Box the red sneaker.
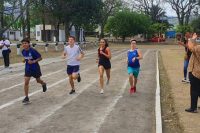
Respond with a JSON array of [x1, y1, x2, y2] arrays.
[[134, 86, 136, 92], [130, 87, 134, 94]]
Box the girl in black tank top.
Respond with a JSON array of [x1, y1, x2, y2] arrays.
[[97, 39, 111, 94]]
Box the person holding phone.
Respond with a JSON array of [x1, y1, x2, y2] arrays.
[[178, 32, 192, 83]]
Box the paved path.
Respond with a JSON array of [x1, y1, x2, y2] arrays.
[[0, 48, 157, 133]]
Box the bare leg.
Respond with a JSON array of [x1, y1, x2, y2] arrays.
[[69, 75, 75, 90], [24, 77, 31, 97], [36, 77, 46, 85], [134, 78, 137, 87], [129, 74, 134, 88], [98, 66, 104, 89], [72, 73, 78, 80], [105, 69, 110, 84]]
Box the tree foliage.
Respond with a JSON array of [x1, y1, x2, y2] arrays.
[[191, 17, 200, 34], [176, 24, 193, 34], [105, 10, 151, 42]]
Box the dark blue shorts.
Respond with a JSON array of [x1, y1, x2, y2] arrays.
[[24, 70, 42, 78], [67, 65, 79, 75]]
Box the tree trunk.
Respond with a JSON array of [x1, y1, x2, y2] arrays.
[[41, 0, 46, 42], [26, 0, 30, 39], [122, 36, 125, 42], [56, 23, 59, 42], [100, 23, 105, 39], [20, 0, 26, 38], [0, 0, 4, 39], [65, 23, 70, 41]]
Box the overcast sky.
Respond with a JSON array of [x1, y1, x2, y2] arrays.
[[162, 3, 177, 17]]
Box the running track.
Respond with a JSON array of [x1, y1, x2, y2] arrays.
[[0, 48, 157, 133]]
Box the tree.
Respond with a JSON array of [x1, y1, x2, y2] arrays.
[[99, 0, 122, 38], [176, 24, 193, 34], [0, 0, 32, 39], [165, 0, 199, 25], [191, 17, 200, 33], [127, 0, 166, 22], [105, 10, 151, 42], [149, 22, 171, 36]]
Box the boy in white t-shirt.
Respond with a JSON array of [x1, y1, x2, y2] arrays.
[[62, 36, 84, 94]]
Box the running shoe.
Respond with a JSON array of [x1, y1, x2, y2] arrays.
[[69, 89, 75, 94], [42, 83, 47, 92], [185, 108, 198, 113], [22, 97, 30, 104], [100, 89, 104, 94], [182, 79, 190, 83], [129, 87, 134, 94], [134, 86, 136, 93], [77, 73, 81, 82]]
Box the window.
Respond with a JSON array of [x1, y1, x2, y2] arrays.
[[10, 31, 15, 35], [37, 31, 40, 36]]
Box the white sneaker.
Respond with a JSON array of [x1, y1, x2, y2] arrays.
[[100, 89, 104, 94], [182, 79, 190, 83]]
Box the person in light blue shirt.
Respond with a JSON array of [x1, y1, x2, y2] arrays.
[[21, 38, 47, 104], [127, 40, 143, 94]]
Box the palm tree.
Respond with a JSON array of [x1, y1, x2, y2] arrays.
[[150, 4, 166, 22]]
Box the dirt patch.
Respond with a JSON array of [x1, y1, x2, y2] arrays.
[[160, 47, 200, 133], [159, 52, 183, 133]]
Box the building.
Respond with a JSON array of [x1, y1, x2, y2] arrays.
[[36, 25, 66, 42], [3, 29, 22, 41]]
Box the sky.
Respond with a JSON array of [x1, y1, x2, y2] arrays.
[[123, 0, 177, 17], [162, 3, 177, 17]]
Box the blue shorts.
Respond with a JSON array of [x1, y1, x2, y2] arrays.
[[67, 65, 79, 75], [127, 67, 140, 78], [25, 70, 42, 78]]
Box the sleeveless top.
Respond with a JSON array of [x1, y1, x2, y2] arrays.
[[98, 46, 110, 62], [127, 49, 140, 68]]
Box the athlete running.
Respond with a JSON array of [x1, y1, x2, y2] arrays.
[[127, 39, 142, 94], [62, 36, 84, 94], [97, 39, 111, 94], [21, 38, 47, 104]]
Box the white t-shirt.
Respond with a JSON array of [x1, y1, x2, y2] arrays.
[[64, 44, 83, 66], [0, 40, 11, 51]]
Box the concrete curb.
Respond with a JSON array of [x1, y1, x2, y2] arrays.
[[155, 51, 162, 133]]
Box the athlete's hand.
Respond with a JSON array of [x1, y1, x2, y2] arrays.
[[62, 55, 66, 59], [76, 56, 81, 61], [100, 50, 104, 55], [132, 57, 136, 62], [28, 60, 35, 64]]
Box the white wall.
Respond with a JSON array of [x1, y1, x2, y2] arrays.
[[36, 25, 42, 41], [59, 30, 65, 42]]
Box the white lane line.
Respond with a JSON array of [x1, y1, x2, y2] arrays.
[[24, 67, 120, 133], [92, 49, 150, 133], [0, 69, 63, 94], [0, 67, 91, 110], [0, 49, 125, 93], [0, 50, 97, 81], [0, 51, 127, 110], [93, 79, 129, 133], [155, 51, 162, 133]]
